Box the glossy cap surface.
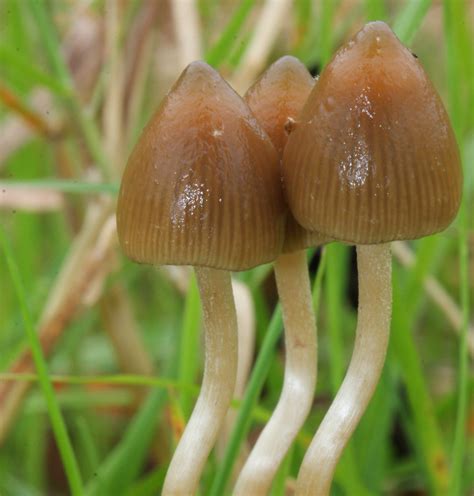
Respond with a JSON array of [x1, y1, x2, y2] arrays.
[[283, 22, 462, 244], [245, 56, 316, 155], [117, 61, 285, 270], [245, 56, 330, 253]]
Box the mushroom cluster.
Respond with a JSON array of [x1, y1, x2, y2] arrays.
[[116, 21, 461, 496], [117, 61, 285, 495], [284, 21, 461, 495]]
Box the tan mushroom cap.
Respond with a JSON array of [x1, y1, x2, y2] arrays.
[[244, 56, 330, 253], [283, 21, 462, 244], [117, 61, 286, 270]]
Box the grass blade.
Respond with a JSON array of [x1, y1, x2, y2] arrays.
[[319, 0, 340, 67], [0, 225, 83, 496], [325, 244, 349, 390], [178, 272, 202, 419], [364, 0, 387, 21], [392, 271, 450, 493], [85, 388, 165, 496], [0, 45, 68, 96], [443, 1, 472, 493], [393, 0, 432, 44], [29, 0, 110, 177], [0, 372, 199, 393], [73, 416, 101, 481], [1, 179, 119, 195], [205, 0, 255, 66]]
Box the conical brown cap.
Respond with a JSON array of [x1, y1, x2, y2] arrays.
[[283, 22, 462, 244], [117, 61, 285, 270], [245, 56, 330, 253]]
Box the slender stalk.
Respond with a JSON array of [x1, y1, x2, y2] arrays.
[[325, 243, 366, 493], [234, 250, 317, 495], [163, 267, 238, 495], [209, 306, 283, 496], [296, 243, 392, 495]]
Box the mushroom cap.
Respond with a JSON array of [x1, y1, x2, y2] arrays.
[[245, 55, 315, 155], [244, 56, 330, 253], [283, 21, 462, 244], [117, 61, 286, 270]]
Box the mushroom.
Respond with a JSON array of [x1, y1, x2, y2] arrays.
[[282, 22, 462, 494], [116, 61, 286, 495], [234, 56, 329, 495]]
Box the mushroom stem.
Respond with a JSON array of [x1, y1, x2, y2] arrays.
[[235, 249, 317, 495], [296, 243, 392, 496], [163, 267, 238, 496]]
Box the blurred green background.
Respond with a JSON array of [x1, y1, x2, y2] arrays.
[[0, 0, 472, 495]]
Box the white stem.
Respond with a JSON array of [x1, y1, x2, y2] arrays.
[[296, 243, 392, 496], [235, 250, 317, 495], [163, 267, 238, 496]]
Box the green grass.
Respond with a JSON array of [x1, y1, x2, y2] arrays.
[[1, 1, 472, 495], [1, 180, 119, 195], [443, 1, 472, 494], [29, 0, 110, 177], [178, 273, 202, 419], [205, 0, 256, 66], [0, 225, 83, 495]]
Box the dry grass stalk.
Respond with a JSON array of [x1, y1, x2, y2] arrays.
[[63, 12, 104, 101], [0, 206, 116, 443], [171, 0, 203, 71], [103, 0, 126, 172], [123, 1, 160, 106], [98, 0, 156, 386], [231, 0, 292, 93], [0, 83, 60, 138], [99, 283, 154, 377], [0, 183, 64, 212], [0, 89, 61, 168]]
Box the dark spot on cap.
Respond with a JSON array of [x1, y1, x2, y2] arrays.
[[284, 117, 297, 135]]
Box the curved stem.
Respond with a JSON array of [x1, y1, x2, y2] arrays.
[[235, 250, 317, 495], [163, 267, 238, 496], [296, 243, 392, 496]]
